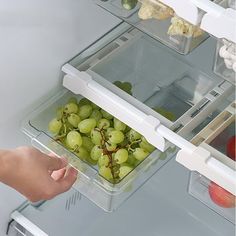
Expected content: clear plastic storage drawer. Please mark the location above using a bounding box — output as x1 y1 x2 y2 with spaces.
22 89 176 212
94 0 213 54
214 38 236 85
188 171 235 224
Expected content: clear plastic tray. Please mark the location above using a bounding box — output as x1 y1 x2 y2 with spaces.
68 24 228 137
94 0 209 54
188 171 235 224
213 38 236 85
22 89 177 212
228 0 236 9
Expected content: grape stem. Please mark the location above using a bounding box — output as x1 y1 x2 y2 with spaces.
54 133 66 142
95 127 118 182
127 139 141 152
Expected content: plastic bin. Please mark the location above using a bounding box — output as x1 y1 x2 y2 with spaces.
188 171 235 224
22 89 177 212
228 0 236 9
213 39 236 85
94 0 209 54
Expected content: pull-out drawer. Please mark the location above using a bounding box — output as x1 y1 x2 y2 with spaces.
94 0 236 54
22 23 235 213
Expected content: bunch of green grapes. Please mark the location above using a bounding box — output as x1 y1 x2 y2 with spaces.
113 81 133 95
48 87 155 184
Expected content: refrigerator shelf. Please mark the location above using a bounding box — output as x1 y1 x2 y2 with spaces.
94 0 236 54
94 0 209 54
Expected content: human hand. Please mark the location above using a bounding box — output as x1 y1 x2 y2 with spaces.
0 147 78 202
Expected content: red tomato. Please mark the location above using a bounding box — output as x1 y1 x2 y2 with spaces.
208 181 236 208
226 136 236 161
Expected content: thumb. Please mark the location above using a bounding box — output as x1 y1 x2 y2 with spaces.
46 155 68 171
48 167 78 198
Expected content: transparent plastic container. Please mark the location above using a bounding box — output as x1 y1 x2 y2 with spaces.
68 23 227 137
188 171 235 224
228 0 236 9
213 38 236 85
22 89 177 212
191 101 236 170
94 0 209 54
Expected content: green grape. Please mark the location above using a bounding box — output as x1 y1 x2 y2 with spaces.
64 103 78 114
105 142 117 151
78 118 96 134
128 129 142 141
122 0 138 10
98 118 110 130
133 148 150 161
108 130 124 144
78 98 91 106
98 154 110 167
100 109 113 120
56 107 64 120
126 154 137 166
134 159 142 166
113 118 126 131
119 165 133 179
67 97 77 104
82 136 94 152
122 82 132 91
114 81 132 95
90 145 103 161
99 166 112 180
68 113 81 128
90 109 102 122
78 105 93 120
66 131 83 149
114 149 128 164
91 128 103 145
75 147 90 161
105 127 115 139
86 156 98 165
113 81 123 87
119 138 129 147
124 125 131 133
65 120 74 131
153 107 176 121
91 102 99 109
139 137 156 153
48 118 62 134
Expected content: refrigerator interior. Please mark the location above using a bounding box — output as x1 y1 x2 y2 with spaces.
8 32 236 235
4 0 235 235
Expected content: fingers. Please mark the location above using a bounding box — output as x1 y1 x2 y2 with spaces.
55 167 78 192
51 168 66 181
46 155 68 171
43 167 78 200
